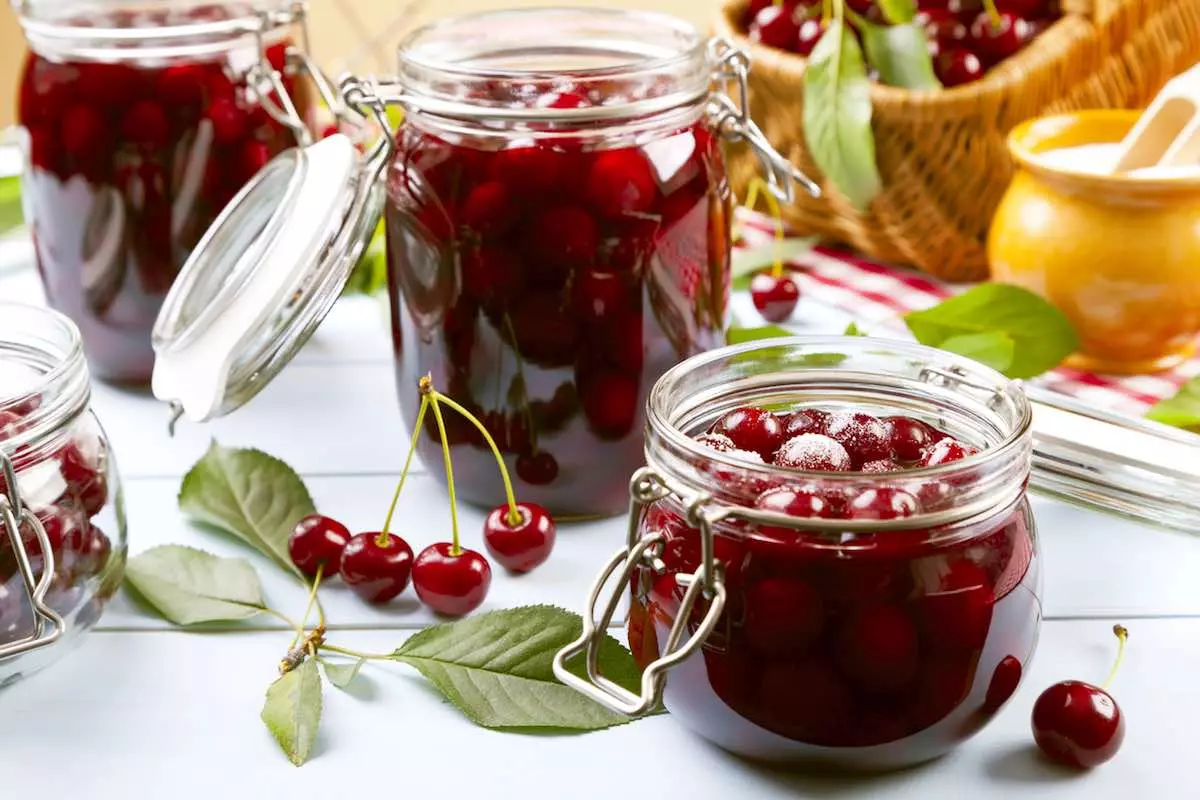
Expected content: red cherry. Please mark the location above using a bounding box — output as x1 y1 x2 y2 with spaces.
1032 681 1124 768
774 433 852 472
995 0 1051 14
917 9 969 48
461 180 518 238
742 0 775 25
861 458 899 473
59 103 111 165
922 437 979 466
266 41 289 72
522 206 599 274
338 532 414 604
515 451 558 485
782 408 829 438
838 604 920 693
709 407 785 461
825 411 890 467
492 144 567 197
482 502 556 573
60 443 107 517
847 487 919 519
794 19 825 56
120 100 170 149
69 524 111 578
914 655 974 728
287 514 351 578
969 11 1033 61
749 272 800 323
742 577 824 655
581 370 639 439
759 658 856 745
206 97 248 144
886 415 941 462
748 4 801 51
919 560 994 650
585 150 656 219
507 291 578 365
239 139 271 181
462 245 522 306
26 124 63 175
411 542 492 616
755 483 843 520
984 655 1023 712
572 265 628 321
935 47 984 87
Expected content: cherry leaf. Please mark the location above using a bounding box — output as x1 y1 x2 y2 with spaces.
261 659 323 767
844 321 867 336
1146 378 1200 430
938 331 1015 373
726 324 793 345
860 21 941 90
124 545 265 625
178 442 315 578
321 659 365 690
391 605 641 731
876 0 917 24
803 20 882 211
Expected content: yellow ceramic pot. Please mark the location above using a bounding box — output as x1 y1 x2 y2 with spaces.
989 110 1200 374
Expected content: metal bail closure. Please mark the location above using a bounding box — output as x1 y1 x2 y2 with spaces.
552 468 727 716
0 451 65 661
150 132 385 426
706 37 820 204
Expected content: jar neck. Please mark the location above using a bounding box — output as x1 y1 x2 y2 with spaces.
645 337 1033 536
0 303 91 461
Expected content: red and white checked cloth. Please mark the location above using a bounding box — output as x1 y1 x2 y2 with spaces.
735 210 1200 417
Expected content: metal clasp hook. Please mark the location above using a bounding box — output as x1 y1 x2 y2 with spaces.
706 37 820 204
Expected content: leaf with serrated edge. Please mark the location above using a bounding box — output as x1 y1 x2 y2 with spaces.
731 238 817 289
860 21 941 90
124 545 265 625
939 331 1015 373
803 21 882 211
392 605 640 730
903 284 1078 379
262 659 322 767
178 442 315 578
322 659 365 690
1146 377 1200 430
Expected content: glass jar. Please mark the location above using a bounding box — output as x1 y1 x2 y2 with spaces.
0 302 127 687
14 0 316 385
553 337 1041 771
143 8 816 519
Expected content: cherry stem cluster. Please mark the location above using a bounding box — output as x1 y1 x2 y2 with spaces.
740 176 787 279
1103 624 1129 690
291 563 325 649
377 393 432 546
427 393 462 555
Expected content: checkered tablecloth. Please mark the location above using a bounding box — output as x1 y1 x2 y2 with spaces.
735 211 1200 417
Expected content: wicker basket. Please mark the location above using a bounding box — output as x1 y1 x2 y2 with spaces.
714 0 1200 281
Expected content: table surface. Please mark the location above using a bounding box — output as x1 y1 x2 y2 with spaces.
1 261 1196 800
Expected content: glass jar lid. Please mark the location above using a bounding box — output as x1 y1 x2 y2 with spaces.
151 133 383 425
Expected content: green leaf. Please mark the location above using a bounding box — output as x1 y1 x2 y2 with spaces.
876 0 917 24
860 21 942 90
938 331 1015 373
0 175 23 237
727 324 793 345
391 605 641 731
1146 378 1200 430
178 442 316 579
321 659 365 690
261 659 322 767
843 321 866 336
730 238 817 290
803 20 882 211
124 545 265 625
903 284 1079 379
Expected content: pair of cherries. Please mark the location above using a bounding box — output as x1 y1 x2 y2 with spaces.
287 503 555 616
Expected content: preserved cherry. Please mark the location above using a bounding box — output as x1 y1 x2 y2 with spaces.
386 83 731 516
18 5 311 384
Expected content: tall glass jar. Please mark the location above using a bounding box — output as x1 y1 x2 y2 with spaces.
554 338 1042 771
383 9 812 517
14 0 315 385
0 302 127 687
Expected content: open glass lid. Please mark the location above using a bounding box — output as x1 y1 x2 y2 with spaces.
1026 385 1200 531
151 133 384 426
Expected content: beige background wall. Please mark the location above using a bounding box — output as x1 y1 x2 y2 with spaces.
0 0 719 128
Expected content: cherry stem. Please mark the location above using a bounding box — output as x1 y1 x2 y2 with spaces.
378 393 430 545
321 643 396 662
501 313 538 451
260 606 303 636
292 563 324 649
434 390 523 528
741 177 787 279
428 394 462 555
982 0 1001 27
1102 624 1129 690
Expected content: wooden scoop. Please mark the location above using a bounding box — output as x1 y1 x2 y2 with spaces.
1112 63 1200 173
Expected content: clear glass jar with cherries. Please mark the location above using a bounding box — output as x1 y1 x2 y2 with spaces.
14 0 315 384
0 302 127 687
554 337 1042 771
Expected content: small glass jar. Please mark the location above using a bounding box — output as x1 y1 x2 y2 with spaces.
0 302 127 687
554 337 1041 771
143 8 816 519
14 0 316 385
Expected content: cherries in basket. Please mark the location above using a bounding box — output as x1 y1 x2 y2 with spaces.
742 0 1062 87
287 375 557 617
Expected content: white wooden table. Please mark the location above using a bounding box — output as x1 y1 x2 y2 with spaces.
1 261 1197 799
